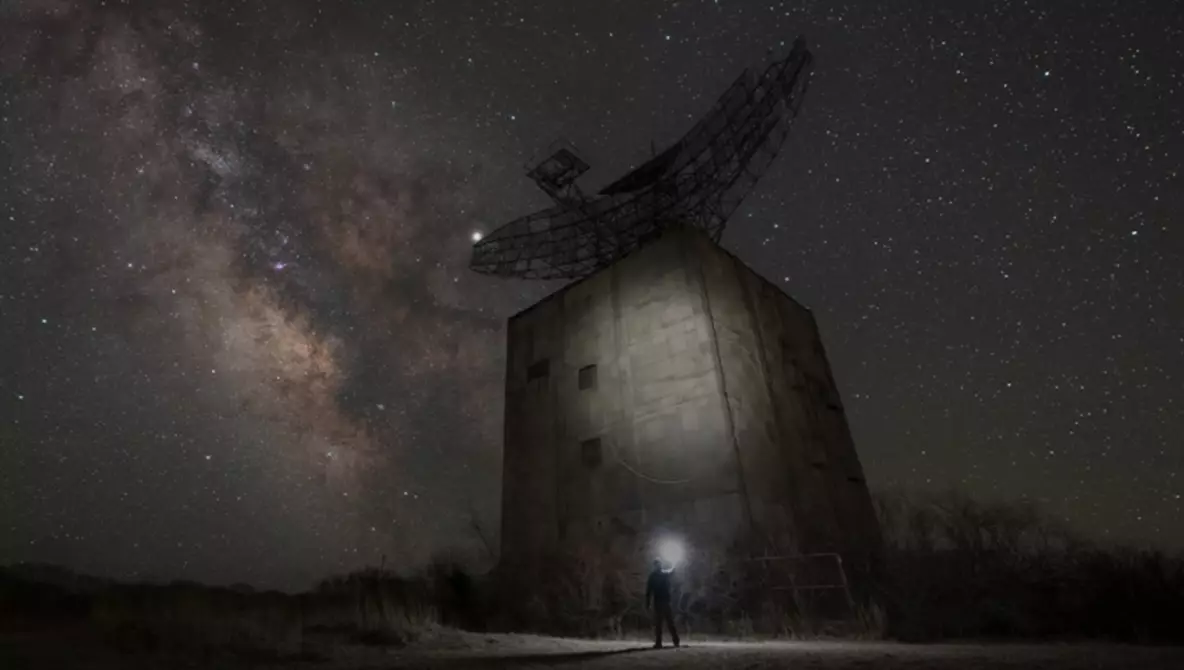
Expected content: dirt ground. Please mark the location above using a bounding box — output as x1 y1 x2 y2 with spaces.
382 635 1184 669
6 630 1184 669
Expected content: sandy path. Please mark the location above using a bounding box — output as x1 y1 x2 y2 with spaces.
5 631 1184 669
381 636 1184 670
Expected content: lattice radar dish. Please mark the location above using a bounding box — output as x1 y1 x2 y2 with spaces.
470 37 814 280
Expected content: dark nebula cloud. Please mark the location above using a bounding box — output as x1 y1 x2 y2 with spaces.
2 0 1181 588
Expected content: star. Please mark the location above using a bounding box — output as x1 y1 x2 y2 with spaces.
0 0 1180 591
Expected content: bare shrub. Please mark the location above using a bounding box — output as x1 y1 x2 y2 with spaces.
312 566 440 646
88 582 304 659
875 488 1184 644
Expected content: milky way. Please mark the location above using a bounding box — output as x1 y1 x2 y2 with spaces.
2 0 1181 588
1 0 511 587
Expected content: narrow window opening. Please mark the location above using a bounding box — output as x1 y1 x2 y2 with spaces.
578 364 598 390
581 437 603 468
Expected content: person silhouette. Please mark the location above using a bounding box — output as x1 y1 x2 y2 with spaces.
645 559 680 648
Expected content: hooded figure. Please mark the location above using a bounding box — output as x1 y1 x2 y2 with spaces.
645 559 680 648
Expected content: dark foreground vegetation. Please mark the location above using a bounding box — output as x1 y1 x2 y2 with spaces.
874 490 1184 643
1 492 1181 662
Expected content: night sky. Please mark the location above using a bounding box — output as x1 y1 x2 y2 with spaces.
2 0 1181 589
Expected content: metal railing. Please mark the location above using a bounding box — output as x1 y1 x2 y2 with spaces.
746 551 856 619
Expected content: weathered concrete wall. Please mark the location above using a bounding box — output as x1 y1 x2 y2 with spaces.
691 231 881 565
501 229 879 585
501 230 741 573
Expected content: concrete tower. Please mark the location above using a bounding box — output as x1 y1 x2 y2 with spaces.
498 228 880 612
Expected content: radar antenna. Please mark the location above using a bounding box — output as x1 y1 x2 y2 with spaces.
471 37 814 280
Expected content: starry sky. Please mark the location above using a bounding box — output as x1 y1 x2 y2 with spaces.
1 0 1181 589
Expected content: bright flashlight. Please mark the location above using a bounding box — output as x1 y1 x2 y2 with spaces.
657 538 685 568
471 231 484 243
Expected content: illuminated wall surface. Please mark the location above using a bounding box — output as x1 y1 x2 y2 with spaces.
500 228 880 574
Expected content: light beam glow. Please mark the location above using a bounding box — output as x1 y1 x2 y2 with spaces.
657 537 686 567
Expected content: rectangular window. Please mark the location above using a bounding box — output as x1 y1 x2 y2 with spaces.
578 364 597 390
527 358 550 380
580 437 602 468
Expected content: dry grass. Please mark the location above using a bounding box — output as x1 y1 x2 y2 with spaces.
0 561 460 660
88 583 304 658
3 490 1181 658
310 566 442 646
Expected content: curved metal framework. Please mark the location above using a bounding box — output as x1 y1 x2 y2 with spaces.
471 37 814 280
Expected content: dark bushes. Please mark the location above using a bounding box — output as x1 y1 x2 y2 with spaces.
875 489 1184 644
4 493 1181 649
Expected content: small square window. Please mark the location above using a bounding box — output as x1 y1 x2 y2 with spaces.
527 358 550 380
578 364 597 390
581 437 602 468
